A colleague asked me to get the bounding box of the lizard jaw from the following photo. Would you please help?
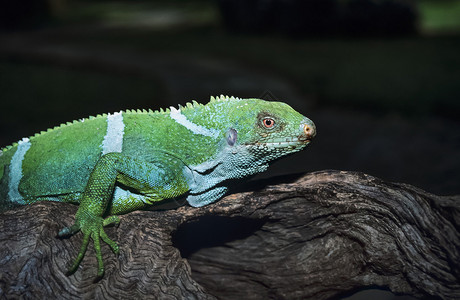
[253,136,311,147]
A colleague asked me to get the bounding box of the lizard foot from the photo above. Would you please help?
[58,214,120,280]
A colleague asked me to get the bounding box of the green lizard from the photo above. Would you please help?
[0,95,316,279]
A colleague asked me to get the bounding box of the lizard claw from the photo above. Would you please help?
[57,223,81,238]
[65,229,90,276]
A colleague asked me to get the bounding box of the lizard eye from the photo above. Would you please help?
[262,117,275,129]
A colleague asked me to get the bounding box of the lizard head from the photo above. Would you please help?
[184,96,316,207]
[225,98,316,165]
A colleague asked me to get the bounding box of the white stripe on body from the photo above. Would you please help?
[102,111,125,154]
[169,107,220,139]
[8,138,32,204]
[102,112,136,203]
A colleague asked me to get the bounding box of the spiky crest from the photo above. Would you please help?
[209,95,241,103]
[1,113,111,153]
[1,95,243,153]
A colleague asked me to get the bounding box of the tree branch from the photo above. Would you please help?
[0,171,458,299]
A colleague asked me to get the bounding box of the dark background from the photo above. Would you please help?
[0,1,459,299]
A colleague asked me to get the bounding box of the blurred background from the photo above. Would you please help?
[0,1,458,298]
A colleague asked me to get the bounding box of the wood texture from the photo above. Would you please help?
[0,170,459,299]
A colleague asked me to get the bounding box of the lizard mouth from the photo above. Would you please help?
[251,136,311,149]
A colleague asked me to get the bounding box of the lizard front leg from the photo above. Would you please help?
[58,152,190,279]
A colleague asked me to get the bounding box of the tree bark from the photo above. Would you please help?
[0,170,459,299]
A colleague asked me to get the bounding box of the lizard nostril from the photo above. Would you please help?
[303,124,315,139]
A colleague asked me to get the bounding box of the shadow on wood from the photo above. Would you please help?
[0,170,459,299]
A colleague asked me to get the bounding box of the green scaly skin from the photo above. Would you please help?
[0,95,316,279]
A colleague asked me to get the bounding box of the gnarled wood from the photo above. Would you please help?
[0,170,459,299]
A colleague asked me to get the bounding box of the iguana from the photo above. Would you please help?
[0,95,316,279]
